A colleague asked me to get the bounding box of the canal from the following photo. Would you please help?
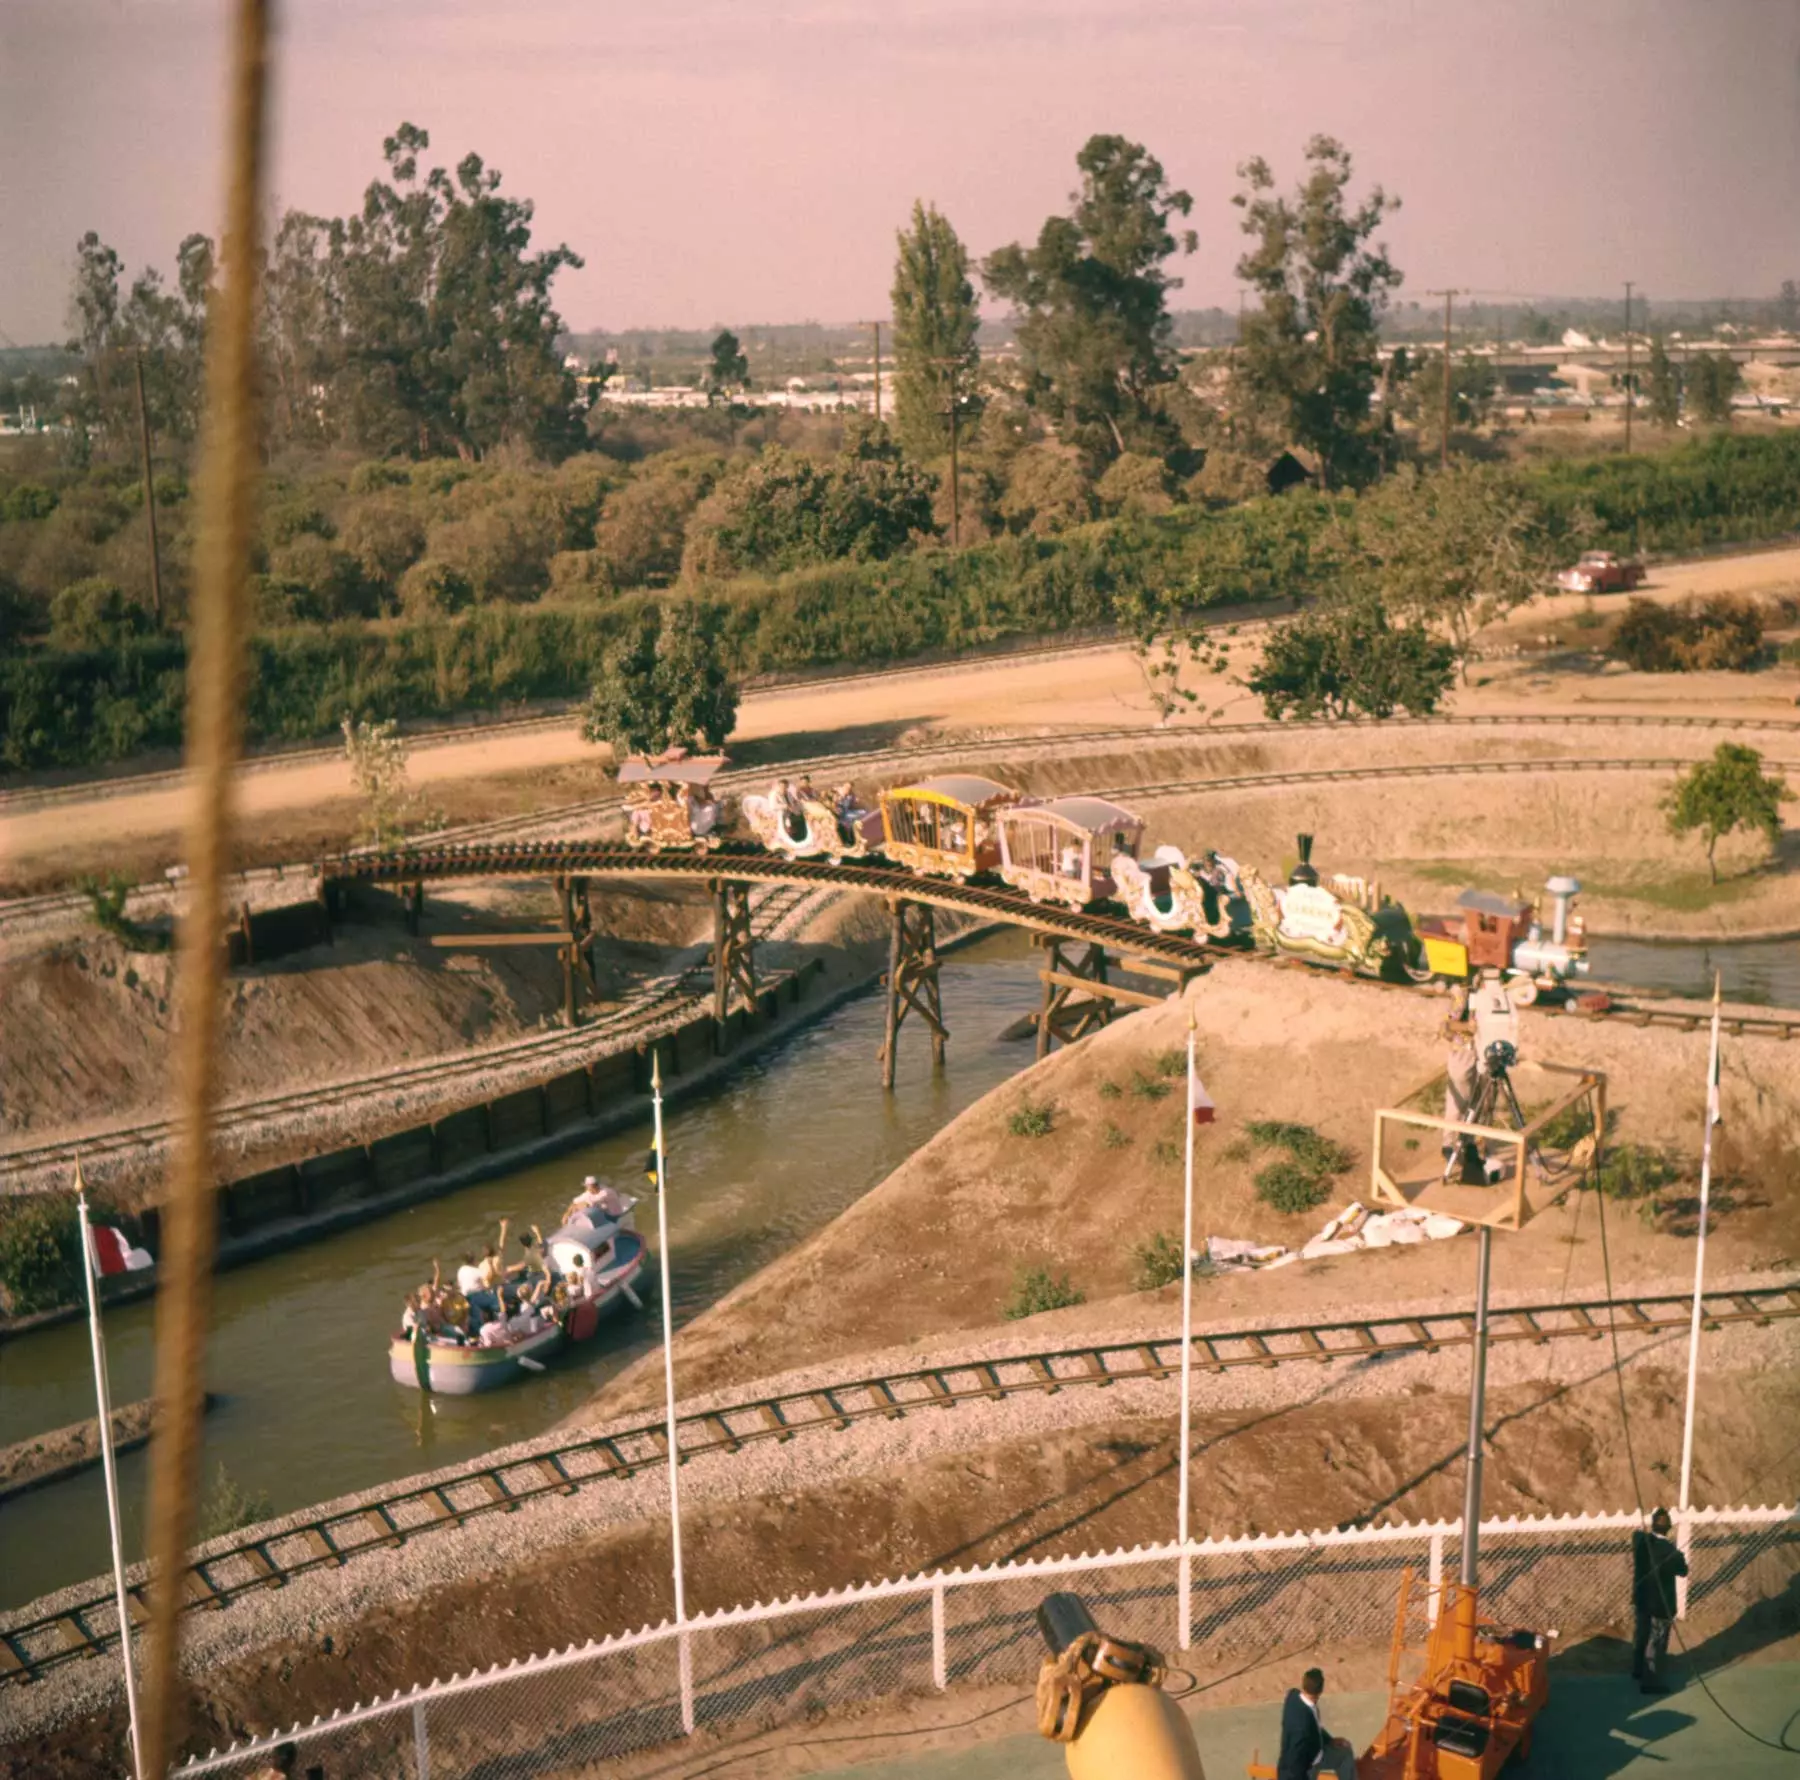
[0,931,1046,1610]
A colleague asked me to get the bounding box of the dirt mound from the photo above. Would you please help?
[597,965,1800,1411]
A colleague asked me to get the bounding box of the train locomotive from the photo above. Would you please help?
[616,755,1591,999]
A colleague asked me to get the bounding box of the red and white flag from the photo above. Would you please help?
[1190,1073,1216,1126]
[87,1224,153,1277]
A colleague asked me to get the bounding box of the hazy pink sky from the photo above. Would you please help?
[4,0,1797,344]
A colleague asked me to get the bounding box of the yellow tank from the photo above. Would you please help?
[1065,1683,1207,1779]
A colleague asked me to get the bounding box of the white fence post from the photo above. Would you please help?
[1178,1550,1192,1651]
[412,1697,430,1780]
[931,1582,947,1691]
[1676,1512,1693,1620]
[679,1627,695,1735]
[1427,1529,1445,1624]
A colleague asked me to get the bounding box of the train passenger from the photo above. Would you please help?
[1060,841,1081,878]
[690,790,719,836]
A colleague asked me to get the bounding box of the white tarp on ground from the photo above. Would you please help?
[1200,1200,1468,1273]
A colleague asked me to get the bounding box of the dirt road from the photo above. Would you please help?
[3,541,1797,880]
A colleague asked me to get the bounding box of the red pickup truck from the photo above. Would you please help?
[1555,551,1646,594]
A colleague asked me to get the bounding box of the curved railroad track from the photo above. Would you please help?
[3,1280,1793,1687]
[5,712,1796,934]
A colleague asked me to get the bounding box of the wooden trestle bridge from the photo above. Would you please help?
[322,842,1211,1086]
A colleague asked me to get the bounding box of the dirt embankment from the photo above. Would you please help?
[0,879,714,1144]
[587,966,1800,1418]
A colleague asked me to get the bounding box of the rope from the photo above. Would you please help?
[137,3,270,1773]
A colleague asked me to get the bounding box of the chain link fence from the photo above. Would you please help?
[176,1506,1796,1778]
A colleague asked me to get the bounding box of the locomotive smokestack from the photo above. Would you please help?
[1544,875,1580,946]
[1290,833,1319,888]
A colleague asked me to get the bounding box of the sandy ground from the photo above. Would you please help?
[585,966,1800,1416]
[3,542,1798,892]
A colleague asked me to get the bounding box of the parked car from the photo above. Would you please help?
[1555,551,1646,594]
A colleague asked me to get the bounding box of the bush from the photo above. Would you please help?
[2,482,59,522]
[1255,1158,1333,1214]
[1610,595,1763,672]
[1098,1080,1122,1099]
[1009,1099,1056,1138]
[0,1195,83,1315]
[197,1463,273,1540]
[49,577,154,650]
[1102,1122,1131,1149]
[1130,1230,1187,1291]
[1003,1266,1085,1320]
[1151,1047,1188,1078]
[1595,1143,1681,1200]
[1129,1070,1171,1101]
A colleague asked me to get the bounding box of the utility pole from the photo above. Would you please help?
[869,320,882,424]
[1623,281,1635,454]
[1423,289,1465,471]
[132,351,165,624]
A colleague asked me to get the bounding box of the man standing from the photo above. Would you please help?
[1278,1668,1357,1780]
[1632,1507,1689,1693]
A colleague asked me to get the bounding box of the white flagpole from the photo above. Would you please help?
[1178,1009,1197,1551]
[77,1176,143,1779]
[651,1054,692,1731]
[1674,972,1722,1617]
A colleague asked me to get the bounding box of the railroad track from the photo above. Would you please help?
[6,712,1797,931]
[4,1281,1794,1688]
[0,884,817,1184]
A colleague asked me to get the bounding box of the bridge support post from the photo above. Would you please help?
[711,879,756,1037]
[553,875,601,1028]
[1036,936,1113,1058]
[880,897,946,1089]
[405,879,423,936]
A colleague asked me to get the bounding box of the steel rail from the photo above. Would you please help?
[0,885,816,1180]
[3,1281,1793,1687]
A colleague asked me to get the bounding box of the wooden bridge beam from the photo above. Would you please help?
[880,897,946,1089]
[711,879,756,1035]
[1035,936,1116,1058]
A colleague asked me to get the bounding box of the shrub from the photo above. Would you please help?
[2,482,59,522]
[1152,1139,1182,1167]
[0,1195,83,1315]
[197,1463,272,1540]
[1098,1080,1122,1100]
[1130,1070,1171,1101]
[1009,1099,1056,1138]
[1130,1230,1187,1291]
[1003,1266,1085,1319]
[1610,595,1763,672]
[339,496,427,601]
[1102,1122,1131,1149]
[1151,1047,1188,1078]
[1595,1143,1681,1200]
[49,578,154,650]
[1255,1158,1333,1214]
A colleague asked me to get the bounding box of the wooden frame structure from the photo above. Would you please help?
[1034,936,1205,1058]
[879,898,945,1088]
[710,878,756,1031]
[1369,1060,1605,1231]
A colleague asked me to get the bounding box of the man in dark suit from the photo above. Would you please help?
[1278,1667,1357,1779]
[1632,1506,1689,1693]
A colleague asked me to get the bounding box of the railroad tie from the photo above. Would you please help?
[1134,1344,1171,1380]
[1616,1302,1653,1330]
[53,1614,100,1658]
[1242,1333,1278,1369]
[1294,1328,1328,1361]
[359,1504,406,1549]
[298,1526,343,1568]
[417,1485,464,1527]
[868,1378,908,1419]
[702,1413,742,1454]
[182,1567,226,1610]
[755,1402,794,1441]
[918,1374,956,1409]
[0,1634,28,1680]
[1026,1356,1061,1394]
[240,1543,285,1589]
[536,1453,580,1494]
[812,1390,853,1429]
[1567,1306,1602,1340]
[473,1472,519,1510]
[1075,1351,1115,1387]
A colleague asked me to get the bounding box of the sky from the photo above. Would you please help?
[3,0,1797,345]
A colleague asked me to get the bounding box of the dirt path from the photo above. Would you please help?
[4,543,1798,884]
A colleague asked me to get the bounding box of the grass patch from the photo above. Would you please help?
[1410,857,1767,912]
[1595,1143,1682,1201]
[1151,1048,1188,1078]
[1152,1139,1183,1168]
[1003,1266,1085,1320]
[1130,1070,1172,1101]
[1240,1120,1352,1216]
[1130,1231,1187,1292]
[1098,1080,1122,1100]
[1102,1122,1132,1150]
[1008,1099,1056,1138]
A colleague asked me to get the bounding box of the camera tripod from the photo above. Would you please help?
[1445,1038,1547,1184]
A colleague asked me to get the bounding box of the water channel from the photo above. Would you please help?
[2,927,1793,1610]
[0,933,1047,1610]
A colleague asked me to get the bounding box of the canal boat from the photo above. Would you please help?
[389,1215,648,1394]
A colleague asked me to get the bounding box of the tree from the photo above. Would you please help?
[1231,136,1402,489]
[49,578,155,651]
[1350,466,1552,680]
[982,135,1196,466]
[580,605,738,757]
[325,123,583,459]
[1685,352,1742,424]
[1246,592,1454,720]
[704,330,749,404]
[1778,279,1798,334]
[1644,336,1680,428]
[891,201,981,463]
[1405,350,1496,448]
[1663,743,1790,883]
[341,714,418,847]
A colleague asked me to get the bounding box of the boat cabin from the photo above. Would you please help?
[997,796,1145,909]
[878,775,1020,878]
[618,751,727,849]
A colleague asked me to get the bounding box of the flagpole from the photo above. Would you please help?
[1673,973,1722,1616]
[77,1179,144,1779]
[1178,1010,1197,1552]
[650,1054,692,1731]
